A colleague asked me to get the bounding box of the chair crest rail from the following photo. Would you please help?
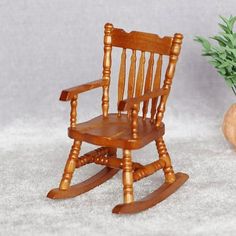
[111,28,173,55]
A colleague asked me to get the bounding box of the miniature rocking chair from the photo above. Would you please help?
[47,23,189,214]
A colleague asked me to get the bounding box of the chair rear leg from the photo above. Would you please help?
[122,149,134,203]
[59,140,82,190]
[156,137,176,183]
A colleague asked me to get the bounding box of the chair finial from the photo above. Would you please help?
[104,23,113,32]
[171,33,183,56]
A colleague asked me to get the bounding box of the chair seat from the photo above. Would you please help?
[68,113,165,149]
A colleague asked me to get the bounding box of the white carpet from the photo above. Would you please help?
[1,120,236,236]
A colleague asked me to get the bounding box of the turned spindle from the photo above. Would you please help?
[70,95,78,128]
[59,140,81,190]
[123,149,134,203]
[102,23,113,117]
[131,104,139,139]
[156,137,176,183]
[156,34,183,127]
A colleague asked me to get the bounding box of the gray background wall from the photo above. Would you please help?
[0,0,235,137]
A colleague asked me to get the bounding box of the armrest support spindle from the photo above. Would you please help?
[59,79,107,127]
[70,95,78,128]
[131,104,139,139]
[118,88,168,139]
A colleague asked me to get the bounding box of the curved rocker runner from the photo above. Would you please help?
[47,167,119,199]
[47,23,189,214]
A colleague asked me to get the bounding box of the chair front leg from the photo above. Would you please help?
[122,149,134,203]
[59,140,82,190]
[156,137,176,183]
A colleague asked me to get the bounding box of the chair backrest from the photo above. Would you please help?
[101,23,183,124]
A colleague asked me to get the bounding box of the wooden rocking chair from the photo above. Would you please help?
[47,23,189,214]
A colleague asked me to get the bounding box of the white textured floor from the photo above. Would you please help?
[1,120,236,236]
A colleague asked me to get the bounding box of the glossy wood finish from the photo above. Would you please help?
[118,48,126,106]
[156,137,176,183]
[102,23,113,117]
[75,146,143,170]
[151,55,163,122]
[60,79,107,101]
[133,159,165,182]
[118,88,168,111]
[47,167,119,199]
[68,114,165,149]
[143,53,154,120]
[112,172,189,214]
[59,140,81,190]
[47,23,188,214]
[131,104,139,139]
[155,33,183,127]
[122,149,134,203]
[135,52,145,99]
[111,28,173,55]
[70,95,77,128]
[75,147,112,168]
[127,50,136,99]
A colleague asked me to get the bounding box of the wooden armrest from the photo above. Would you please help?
[118,88,168,111]
[60,79,108,101]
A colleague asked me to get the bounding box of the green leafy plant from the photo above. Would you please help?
[194,15,236,95]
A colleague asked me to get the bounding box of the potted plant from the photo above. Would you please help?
[195,15,236,147]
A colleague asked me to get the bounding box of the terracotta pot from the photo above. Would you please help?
[222,103,236,147]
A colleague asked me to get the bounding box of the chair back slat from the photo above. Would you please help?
[104,24,183,123]
[112,28,172,55]
[127,50,137,99]
[142,53,154,120]
[135,52,145,111]
[135,52,145,97]
[150,54,163,121]
[118,48,126,107]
